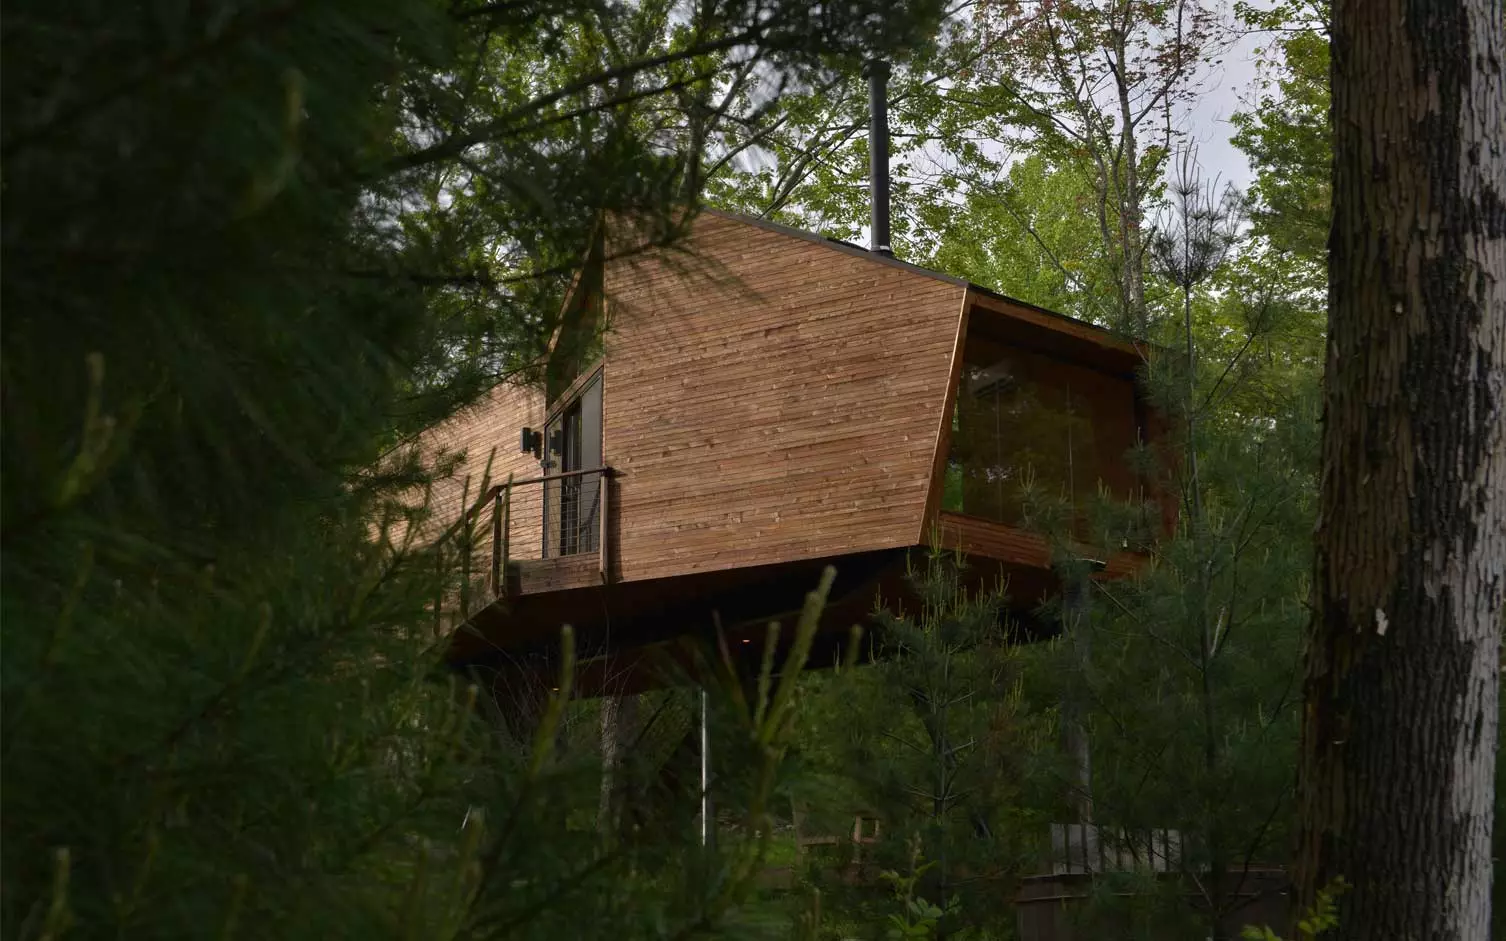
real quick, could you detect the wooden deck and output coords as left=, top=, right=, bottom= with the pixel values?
left=508, top=553, right=603, bottom=595
left=933, top=512, right=1146, bottom=581
left=451, top=511, right=1150, bottom=696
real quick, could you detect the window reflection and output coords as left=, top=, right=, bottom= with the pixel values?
left=951, top=352, right=1098, bottom=530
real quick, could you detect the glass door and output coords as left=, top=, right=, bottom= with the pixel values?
left=542, top=372, right=603, bottom=557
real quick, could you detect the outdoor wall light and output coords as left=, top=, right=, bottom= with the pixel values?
left=520, top=427, right=543, bottom=458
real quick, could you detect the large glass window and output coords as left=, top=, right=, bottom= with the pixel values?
left=543, top=371, right=603, bottom=556
left=946, top=333, right=1141, bottom=539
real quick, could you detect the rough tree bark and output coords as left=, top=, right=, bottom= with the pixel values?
left=598, top=694, right=638, bottom=836
left=1294, top=0, right=1505, bottom=936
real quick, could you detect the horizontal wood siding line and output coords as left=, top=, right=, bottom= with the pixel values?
left=615, top=368, right=953, bottom=399
left=610, top=296, right=926, bottom=323
left=613, top=342, right=952, bottom=368
left=617, top=480, right=929, bottom=508
left=604, top=212, right=965, bottom=584
left=612, top=388, right=950, bottom=419
left=619, top=262, right=914, bottom=294
left=615, top=472, right=932, bottom=500
left=610, top=283, right=940, bottom=315
left=614, top=433, right=937, bottom=459
left=611, top=342, right=953, bottom=369
left=621, top=504, right=926, bottom=530
left=618, top=438, right=935, bottom=468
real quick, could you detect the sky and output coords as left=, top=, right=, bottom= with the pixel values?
left=1181, top=25, right=1265, bottom=192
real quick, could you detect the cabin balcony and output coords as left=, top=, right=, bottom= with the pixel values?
left=464, top=466, right=612, bottom=604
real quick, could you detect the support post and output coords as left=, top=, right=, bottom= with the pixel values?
left=699, top=687, right=714, bottom=850
left=598, top=694, right=637, bottom=837
left=500, top=475, right=512, bottom=597
left=1060, top=556, right=1105, bottom=827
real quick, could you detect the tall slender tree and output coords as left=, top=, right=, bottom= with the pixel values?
left=1294, top=0, right=1506, bottom=937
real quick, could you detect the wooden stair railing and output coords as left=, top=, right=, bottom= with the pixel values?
left=791, top=802, right=883, bottom=867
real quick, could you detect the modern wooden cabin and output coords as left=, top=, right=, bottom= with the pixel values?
left=417, top=208, right=1168, bottom=696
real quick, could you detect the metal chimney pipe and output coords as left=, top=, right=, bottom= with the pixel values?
left=866, top=59, right=892, bottom=257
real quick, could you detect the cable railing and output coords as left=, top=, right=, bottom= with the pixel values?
left=459, top=465, right=613, bottom=599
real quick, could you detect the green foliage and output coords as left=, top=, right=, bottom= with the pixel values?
left=2, top=0, right=1344, bottom=933
left=1064, top=871, right=1206, bottom=941
left=1048, top=159, right=1315, bottom=933
left=938, top=149, right=1321, bottom=936
left=1, top=0, right=947, bottom=937
left=707, top=0, right=1228, bottom=337
left=787, top=547, right=1046, bottom=937
left=1230, top=0, right=1331, bottom=277
left=879, top=835, right=957, bottom=940
left=1240, top=877, right=1348, bottom=940
left=927, top=156, right=1115, bottom=325
left=720, top=2, right=1330, bottom=936
left=700, top=13, right=970, bottom=249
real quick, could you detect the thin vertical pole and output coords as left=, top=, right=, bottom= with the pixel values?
left=500, top=475, right=512, bottom=597
left=490, top=488, right=502, bottom=595
left=599, top=695, right=620, bottom=837
left=699, top=687, right=713, bottom=849
left=458, top=475, right=472, bottom=619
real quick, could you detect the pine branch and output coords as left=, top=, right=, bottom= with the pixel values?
left=2, top=0, right=306, bottom=160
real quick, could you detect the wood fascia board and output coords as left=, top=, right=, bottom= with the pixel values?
left=966, top=290, right=1146, bottom=373
left=920, top=286, right=972, bottom=543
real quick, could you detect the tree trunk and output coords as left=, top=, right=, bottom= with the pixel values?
left=598, top=694, right=637, bottom=837
left=1060, top=564, right=1095, bottom=826
left=1112, top=35, right=1146, bottom=338
left=1294, top=0, right=1506, bottom=936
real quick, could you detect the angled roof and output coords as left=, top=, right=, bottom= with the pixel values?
left=701, top=207, right=1142, bottom=358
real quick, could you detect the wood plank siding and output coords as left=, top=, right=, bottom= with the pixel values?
left=601, top=211, right=968, bottom=583
left=410, top=380, right=548, bottom=562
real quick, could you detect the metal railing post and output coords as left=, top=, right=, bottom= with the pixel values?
left=598, top=470, right=608, bottom=580
left=491, top=487, right=503, bottom=595
left=459, top=475, right=472, bottom=619
left=500, top=475, right=512, bottom=597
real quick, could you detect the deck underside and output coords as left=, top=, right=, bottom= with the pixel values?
left=449, top=514, right=1147, bottom=699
